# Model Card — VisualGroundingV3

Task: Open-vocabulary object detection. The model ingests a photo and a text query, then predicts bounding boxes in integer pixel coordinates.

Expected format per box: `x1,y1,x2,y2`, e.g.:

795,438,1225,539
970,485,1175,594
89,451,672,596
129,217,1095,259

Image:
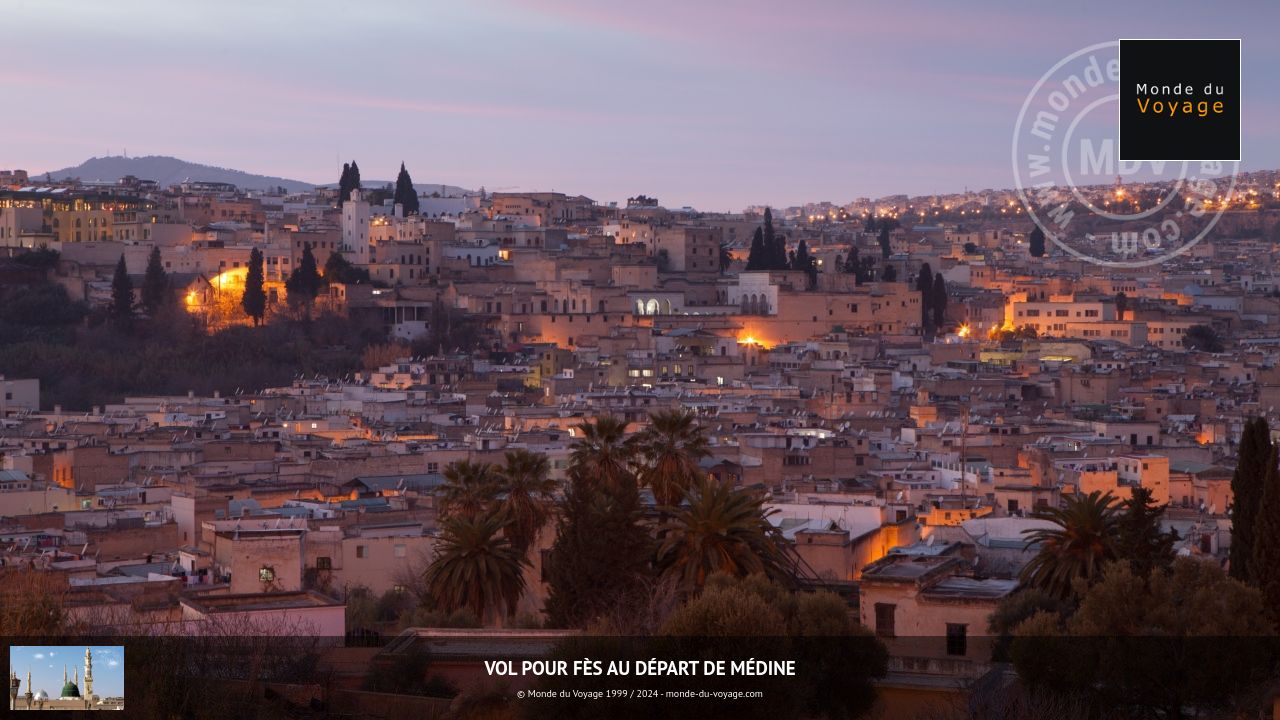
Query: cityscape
4,2,1280,720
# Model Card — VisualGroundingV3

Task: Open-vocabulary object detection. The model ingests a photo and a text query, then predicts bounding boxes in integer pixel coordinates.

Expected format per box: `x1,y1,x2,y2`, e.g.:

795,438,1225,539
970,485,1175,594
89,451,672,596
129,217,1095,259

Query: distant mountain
42,155,473,197
43,155,316,193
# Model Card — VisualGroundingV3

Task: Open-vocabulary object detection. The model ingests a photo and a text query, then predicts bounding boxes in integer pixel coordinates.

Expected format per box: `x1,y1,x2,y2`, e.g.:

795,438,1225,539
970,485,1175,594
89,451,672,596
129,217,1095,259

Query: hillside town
4,164,1280,717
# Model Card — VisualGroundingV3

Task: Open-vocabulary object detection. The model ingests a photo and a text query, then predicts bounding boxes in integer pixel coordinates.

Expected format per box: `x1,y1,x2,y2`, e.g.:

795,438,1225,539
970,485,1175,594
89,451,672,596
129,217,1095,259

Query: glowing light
957,324,972,338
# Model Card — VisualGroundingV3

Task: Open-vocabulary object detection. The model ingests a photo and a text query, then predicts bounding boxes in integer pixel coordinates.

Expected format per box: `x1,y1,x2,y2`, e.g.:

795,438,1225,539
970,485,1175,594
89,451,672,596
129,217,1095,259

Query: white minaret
84,647,93,698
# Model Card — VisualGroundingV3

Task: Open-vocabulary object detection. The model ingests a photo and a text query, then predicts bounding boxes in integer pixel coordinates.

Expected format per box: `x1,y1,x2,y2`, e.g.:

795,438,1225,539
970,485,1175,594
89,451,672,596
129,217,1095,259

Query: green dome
59,681,80,698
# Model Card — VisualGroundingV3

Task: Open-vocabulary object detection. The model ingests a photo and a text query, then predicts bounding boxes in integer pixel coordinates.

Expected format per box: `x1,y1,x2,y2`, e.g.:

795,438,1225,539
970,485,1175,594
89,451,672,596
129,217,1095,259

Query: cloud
33,653,44,659
107,660,119,667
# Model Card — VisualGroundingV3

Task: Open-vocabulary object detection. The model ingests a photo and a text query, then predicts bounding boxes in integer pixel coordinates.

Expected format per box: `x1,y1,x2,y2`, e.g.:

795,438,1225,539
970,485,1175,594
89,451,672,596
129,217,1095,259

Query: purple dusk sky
4,0,1276,210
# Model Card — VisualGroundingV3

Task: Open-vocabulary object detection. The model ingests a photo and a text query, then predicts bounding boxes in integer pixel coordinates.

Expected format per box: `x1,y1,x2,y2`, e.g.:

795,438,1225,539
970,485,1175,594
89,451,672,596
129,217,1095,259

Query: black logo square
1119,39,1240,161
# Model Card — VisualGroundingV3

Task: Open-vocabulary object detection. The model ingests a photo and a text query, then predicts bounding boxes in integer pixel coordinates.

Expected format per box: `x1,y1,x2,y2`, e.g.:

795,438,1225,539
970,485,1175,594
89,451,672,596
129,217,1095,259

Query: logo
1012,41,1240,267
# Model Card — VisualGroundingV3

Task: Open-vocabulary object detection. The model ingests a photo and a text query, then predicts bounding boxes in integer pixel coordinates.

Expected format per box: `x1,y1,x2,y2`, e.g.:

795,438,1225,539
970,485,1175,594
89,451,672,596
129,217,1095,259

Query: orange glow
957,324,972,338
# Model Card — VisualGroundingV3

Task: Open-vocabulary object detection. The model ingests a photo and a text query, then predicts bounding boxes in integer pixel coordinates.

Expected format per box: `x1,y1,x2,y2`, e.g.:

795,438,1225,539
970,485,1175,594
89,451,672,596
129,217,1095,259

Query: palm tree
656,478,789,593
425,510,528,622
636,409,710,507
1020,490,1121,599
495,449,557,554
568,416,637,496
438,460,499,519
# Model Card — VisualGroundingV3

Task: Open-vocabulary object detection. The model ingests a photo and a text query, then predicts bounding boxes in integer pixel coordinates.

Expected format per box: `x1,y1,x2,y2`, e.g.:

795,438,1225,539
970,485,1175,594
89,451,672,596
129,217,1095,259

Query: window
874,603,896,638
356,545,366,559
316,556,332,570
259,566,275,583
946,623,968,656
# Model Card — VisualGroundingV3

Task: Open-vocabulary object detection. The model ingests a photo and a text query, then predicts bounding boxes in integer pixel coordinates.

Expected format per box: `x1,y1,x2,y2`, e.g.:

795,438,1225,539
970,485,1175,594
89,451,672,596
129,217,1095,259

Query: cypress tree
544,475,653,628
1231,417,1272,582
1029,226,1046,257
349,160,361,195
393,162,420,215
109,254,133,321
242,247,266,325
285,242,323,306
1254,443,1280,618
917,263,934,330
338,162,352,203
878,225,891,259
141,245,169,314
763,208,784,270
882,263,898,282
746,227,765,271
932,274,948,327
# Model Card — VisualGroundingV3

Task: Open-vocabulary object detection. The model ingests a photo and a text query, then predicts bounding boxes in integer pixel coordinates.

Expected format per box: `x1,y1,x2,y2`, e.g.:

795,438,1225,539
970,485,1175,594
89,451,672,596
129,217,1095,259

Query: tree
718,243,733,273
393,162,420,215
495,449,557,554
931,273,948,328
438,460,500,520
1183,324,1224,352
339,160,362,203
567,416,637,496
881,263,897,282
656,478,790,594
763,207,786,270
1252,443,1280,617
635,409,709,508
241,247,266,326
1114,291,1128,318
1029,225,1046,257
285,242,323,306
1230,416,1272,582
1020,491,1120,599
323,250,372,285
1114,486,1177,578
1011,560,1276,719
916,263,934,330
745,227,766,271
878,225,891,259
424,510,528,622
109,254,133,322
963,241,978,254
141,246,169,314
544,471,653,628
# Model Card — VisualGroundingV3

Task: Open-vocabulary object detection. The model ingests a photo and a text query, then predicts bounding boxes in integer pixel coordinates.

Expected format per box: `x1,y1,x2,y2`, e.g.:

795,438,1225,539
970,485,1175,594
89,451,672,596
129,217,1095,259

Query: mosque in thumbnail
8,646,124,711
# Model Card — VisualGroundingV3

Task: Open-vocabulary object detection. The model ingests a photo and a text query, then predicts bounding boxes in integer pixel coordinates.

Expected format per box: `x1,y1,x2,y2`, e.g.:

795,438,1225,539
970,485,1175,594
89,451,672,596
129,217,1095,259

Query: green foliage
1114,486,1177,578
1252,443,1280,618
1010,560,1278,718
1020,491,1120,599
744,208,789,271
656,479,789,593
241,247,266,325
425,510,528,622
109,253,133,322
141,245,170,314
1183,323,1224,352
881,263,897,282
438,460,500,520
1231,416,1271,582
494,448,556,554
323,250,371,285
544,471,654,629
0,308,384,410
878,224,891,259
963,241,978,254
338,160,362,203
285,242,323,305
1029,225,1046,257
931,273,947,328
12,245,60,269
394,162,420,215
634,409,709,507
